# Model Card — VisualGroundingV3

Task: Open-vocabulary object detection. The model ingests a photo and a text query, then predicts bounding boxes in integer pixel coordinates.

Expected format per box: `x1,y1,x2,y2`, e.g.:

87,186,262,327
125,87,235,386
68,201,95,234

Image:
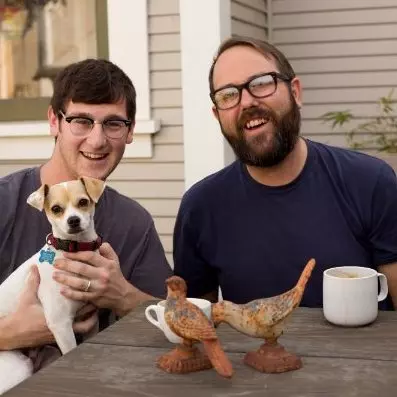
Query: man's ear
290,77,302,108
27,184,49,211
48,106,60,138
126,121,135,144
80,176,106,203
212,106,219,121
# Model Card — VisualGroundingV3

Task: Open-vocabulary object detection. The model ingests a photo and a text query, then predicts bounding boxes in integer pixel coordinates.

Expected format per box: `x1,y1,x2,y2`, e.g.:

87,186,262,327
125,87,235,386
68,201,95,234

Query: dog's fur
0,177,105,394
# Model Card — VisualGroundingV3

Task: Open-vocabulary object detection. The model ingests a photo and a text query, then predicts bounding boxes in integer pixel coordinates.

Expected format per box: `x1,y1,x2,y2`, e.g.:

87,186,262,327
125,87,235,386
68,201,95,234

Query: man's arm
378,262,397,309
368,163,397,310
0,315,18,350
0,266,98,351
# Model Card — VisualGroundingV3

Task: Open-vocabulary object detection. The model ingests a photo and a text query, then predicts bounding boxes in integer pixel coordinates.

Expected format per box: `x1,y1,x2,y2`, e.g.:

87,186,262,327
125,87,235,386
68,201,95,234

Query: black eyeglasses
59,111,132,139
210,72,292,110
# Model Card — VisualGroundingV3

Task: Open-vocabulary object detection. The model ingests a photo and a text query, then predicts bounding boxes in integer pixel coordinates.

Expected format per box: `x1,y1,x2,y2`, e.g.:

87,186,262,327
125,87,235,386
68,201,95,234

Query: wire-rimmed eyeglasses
59,111,132,139
210,72,292,110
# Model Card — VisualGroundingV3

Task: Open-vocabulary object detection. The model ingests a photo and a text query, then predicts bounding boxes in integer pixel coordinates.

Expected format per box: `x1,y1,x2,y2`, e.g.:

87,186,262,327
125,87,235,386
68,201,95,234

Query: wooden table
6,303,397,396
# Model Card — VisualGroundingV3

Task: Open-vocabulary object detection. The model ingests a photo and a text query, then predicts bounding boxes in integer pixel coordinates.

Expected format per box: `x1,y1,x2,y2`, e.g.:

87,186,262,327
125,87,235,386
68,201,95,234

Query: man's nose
86,123,107,147
240,87,260,108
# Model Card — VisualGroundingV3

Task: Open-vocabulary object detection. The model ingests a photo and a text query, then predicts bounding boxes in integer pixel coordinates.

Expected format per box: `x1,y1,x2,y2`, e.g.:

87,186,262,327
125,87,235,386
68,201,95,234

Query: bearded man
173,36,397,310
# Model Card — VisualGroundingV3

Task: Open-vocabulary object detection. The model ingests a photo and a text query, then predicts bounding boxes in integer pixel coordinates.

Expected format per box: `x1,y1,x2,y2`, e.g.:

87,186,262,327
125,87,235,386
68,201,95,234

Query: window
0,0,108,121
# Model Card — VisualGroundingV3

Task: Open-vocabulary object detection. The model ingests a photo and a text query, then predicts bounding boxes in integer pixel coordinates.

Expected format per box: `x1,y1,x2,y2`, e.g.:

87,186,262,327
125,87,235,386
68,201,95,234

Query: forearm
115,281,155,317
378,262,397,309
0,311,54,350
0,315,17,350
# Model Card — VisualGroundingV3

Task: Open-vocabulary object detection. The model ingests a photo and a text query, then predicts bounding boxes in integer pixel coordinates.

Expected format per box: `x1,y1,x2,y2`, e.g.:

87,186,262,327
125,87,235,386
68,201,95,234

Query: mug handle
145,305,163,330
377,273,388,302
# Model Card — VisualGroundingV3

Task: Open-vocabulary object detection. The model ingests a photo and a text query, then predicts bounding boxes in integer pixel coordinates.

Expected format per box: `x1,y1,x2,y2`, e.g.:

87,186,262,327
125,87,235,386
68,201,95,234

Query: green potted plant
322,89,397,153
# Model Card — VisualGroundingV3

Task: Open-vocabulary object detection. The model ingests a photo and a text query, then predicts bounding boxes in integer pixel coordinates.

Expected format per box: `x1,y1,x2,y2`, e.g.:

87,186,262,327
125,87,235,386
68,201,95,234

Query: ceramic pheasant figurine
212,258,316,373
157,276,233,378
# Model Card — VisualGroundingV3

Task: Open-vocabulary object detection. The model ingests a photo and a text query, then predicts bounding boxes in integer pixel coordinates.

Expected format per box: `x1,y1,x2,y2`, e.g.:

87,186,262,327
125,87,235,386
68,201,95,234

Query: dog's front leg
39,292,79,354
38,269,82,355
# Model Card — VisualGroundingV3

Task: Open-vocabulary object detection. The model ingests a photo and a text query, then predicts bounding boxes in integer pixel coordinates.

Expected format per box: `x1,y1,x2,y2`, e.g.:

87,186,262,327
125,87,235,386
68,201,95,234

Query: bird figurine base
244,342,302,373
157,344,213,374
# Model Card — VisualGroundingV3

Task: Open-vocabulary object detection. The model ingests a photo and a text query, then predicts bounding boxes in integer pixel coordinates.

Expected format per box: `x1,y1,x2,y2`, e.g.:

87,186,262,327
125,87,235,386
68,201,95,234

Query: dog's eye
51,205,63,214
78,198,89,207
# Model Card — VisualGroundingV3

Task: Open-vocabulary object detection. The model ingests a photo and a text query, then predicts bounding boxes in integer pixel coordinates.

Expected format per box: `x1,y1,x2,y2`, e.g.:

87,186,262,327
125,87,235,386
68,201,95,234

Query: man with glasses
0,59,172,370
173,36,397,309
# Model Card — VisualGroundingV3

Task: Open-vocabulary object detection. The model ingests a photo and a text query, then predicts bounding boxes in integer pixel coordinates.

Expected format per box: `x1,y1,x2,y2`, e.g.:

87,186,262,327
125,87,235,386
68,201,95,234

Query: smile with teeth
81,152,108,160
245,118,269,130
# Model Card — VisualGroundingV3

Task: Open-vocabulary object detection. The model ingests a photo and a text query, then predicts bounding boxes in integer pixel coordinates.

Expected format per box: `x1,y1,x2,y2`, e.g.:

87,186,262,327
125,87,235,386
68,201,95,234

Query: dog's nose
67,216,81,228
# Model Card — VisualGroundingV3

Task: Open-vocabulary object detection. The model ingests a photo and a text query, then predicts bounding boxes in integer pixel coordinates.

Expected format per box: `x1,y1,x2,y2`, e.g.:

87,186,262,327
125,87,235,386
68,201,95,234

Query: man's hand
378,262,397,309
3,265,54,350
73,303,99,335
1,266,99,351
52,243,152,317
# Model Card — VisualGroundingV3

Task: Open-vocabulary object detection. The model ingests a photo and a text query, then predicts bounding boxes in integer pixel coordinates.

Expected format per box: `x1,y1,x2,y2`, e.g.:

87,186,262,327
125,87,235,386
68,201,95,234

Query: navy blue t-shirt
173,140,397,310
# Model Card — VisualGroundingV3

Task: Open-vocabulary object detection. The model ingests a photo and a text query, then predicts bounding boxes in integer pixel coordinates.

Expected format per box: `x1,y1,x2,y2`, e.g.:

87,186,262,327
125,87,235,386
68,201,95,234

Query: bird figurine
157,276,233,378
212,258,316,373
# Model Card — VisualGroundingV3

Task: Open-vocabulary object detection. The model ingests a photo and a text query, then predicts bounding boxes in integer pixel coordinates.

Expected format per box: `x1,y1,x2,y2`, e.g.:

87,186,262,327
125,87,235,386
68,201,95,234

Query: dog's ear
80,176,106,203
27,184,49,211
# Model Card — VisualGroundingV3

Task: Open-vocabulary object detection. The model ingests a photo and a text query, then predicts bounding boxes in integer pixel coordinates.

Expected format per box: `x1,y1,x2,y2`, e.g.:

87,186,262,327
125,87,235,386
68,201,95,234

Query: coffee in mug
323,266,388,326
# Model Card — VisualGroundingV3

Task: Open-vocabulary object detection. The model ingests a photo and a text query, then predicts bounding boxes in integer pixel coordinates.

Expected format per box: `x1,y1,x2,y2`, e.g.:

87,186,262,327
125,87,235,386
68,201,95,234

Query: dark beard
220,95,301,167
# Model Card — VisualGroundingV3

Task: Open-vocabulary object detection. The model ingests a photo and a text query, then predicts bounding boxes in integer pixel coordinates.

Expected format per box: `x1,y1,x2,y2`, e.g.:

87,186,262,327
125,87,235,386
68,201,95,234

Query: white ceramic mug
323,266,388,326
145,298,211,343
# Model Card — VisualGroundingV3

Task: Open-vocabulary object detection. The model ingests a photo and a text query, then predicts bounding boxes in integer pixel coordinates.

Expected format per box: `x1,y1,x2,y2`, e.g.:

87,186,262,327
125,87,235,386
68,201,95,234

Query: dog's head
27,177,105,239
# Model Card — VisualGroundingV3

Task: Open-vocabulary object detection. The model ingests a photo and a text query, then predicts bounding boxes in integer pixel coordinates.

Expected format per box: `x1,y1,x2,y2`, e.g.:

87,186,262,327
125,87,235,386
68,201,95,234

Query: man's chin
237,145,291,168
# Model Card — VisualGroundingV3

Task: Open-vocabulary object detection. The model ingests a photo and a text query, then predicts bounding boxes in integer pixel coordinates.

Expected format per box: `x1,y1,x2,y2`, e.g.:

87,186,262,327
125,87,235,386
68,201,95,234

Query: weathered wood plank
8,343,397,397
90,306,397,361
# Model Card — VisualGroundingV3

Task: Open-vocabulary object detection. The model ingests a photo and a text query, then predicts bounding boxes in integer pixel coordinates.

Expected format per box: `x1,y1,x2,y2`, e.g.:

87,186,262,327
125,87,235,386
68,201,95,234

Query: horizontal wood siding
272,0,397,151
147,0,183,266
231,0,268,40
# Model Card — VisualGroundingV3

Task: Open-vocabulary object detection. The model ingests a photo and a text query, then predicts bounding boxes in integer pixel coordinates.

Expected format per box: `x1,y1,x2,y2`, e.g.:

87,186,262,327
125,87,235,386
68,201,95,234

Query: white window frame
0,0,159,160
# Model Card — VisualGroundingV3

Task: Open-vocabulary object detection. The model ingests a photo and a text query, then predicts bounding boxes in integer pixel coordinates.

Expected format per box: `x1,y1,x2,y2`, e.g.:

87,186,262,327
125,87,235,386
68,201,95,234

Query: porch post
179,0,234,190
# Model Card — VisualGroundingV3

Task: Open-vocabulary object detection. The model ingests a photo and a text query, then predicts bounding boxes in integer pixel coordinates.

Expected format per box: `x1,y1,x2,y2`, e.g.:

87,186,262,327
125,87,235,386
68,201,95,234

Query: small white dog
0,176,105,394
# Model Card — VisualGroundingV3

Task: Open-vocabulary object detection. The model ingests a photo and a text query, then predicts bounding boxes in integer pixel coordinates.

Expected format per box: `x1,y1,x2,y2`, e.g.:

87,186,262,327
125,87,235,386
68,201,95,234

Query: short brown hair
209,36,296,93
50,59,137,122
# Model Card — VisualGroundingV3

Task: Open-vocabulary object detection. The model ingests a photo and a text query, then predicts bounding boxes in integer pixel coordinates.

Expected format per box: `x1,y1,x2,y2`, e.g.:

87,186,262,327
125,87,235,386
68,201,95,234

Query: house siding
146,0,183,266
272,0,397,150
231,0,268,39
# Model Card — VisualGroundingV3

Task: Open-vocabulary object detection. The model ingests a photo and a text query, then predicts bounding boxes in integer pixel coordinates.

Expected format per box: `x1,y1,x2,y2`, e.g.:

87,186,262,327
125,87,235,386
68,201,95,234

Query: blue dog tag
39,248,56,265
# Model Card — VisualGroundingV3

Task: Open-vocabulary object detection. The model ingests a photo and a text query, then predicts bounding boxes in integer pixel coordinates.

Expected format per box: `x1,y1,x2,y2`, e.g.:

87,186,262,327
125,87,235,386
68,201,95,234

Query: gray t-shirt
0,167,173,330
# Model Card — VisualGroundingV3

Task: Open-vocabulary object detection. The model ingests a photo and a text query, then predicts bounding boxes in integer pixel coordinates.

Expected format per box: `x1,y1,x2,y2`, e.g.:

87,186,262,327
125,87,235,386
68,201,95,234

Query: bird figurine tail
293,258,316,303
202,339,233,378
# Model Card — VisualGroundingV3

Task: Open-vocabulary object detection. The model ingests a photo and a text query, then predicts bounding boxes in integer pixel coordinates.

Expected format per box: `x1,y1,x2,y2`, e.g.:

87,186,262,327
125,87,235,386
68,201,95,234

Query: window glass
0,0,98,100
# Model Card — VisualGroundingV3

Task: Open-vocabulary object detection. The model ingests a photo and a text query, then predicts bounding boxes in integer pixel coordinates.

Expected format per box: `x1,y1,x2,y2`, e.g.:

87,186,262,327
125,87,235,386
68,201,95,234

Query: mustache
237,107,278,130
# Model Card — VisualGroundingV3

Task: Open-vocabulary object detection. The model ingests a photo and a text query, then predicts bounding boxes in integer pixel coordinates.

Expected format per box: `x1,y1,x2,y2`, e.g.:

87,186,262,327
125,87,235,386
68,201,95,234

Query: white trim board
107,0,151,121
179,0,235,190
0,120,159,160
